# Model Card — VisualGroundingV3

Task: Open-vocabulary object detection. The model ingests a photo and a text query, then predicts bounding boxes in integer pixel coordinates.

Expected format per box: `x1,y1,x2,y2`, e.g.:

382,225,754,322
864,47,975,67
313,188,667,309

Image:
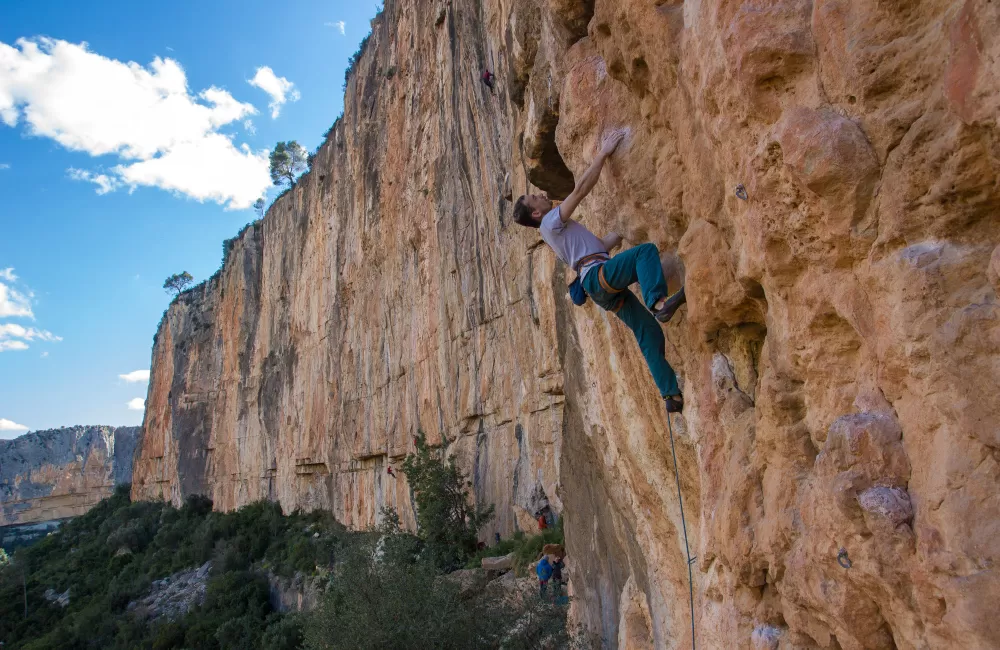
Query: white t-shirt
539,206,608,279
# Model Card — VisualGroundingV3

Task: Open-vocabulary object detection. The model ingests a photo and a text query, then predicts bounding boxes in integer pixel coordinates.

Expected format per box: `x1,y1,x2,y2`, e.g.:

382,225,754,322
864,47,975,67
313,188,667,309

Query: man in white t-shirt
512,129,686,412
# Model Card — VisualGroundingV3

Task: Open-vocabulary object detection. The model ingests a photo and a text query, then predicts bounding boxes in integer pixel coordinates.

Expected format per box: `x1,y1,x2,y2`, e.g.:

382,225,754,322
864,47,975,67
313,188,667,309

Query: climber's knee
637,242,659,256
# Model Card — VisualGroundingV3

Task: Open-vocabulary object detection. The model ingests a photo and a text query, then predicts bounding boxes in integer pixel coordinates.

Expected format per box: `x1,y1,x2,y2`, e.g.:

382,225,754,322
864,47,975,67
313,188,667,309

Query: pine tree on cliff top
269,141,308,187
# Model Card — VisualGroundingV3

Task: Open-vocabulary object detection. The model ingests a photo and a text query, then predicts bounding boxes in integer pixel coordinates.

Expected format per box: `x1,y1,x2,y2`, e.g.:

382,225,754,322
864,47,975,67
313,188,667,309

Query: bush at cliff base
303,511,577,650
400,433,495,572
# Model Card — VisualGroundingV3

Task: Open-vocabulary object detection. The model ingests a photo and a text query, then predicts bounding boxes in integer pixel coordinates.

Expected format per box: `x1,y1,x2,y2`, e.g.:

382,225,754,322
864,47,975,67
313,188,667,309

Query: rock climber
387,466,396,478
481,69,495,91
511,128,687,412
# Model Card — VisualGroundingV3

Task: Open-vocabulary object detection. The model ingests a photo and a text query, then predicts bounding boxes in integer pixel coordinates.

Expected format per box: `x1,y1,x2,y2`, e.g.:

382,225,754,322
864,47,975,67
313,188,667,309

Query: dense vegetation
306,510,573,649
0,441,575,649
0,486,337,649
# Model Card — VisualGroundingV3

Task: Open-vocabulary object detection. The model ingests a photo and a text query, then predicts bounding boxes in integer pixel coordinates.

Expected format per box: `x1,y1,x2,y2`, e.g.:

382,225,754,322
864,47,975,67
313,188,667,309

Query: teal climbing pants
581,243,680,398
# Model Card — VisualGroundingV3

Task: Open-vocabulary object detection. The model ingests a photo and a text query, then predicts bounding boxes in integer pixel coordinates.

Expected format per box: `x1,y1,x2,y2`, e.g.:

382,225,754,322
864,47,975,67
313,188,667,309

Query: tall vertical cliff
1,425,140,527
132,0,1000,647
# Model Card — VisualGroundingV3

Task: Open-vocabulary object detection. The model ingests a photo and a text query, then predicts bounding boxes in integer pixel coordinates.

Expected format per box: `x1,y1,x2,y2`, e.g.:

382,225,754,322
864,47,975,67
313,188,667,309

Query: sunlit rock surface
133,0,1000,646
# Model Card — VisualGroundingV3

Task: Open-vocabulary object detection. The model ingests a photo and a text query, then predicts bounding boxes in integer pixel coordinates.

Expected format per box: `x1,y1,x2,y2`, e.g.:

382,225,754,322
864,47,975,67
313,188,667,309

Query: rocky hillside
132,0,1000,647
1,425,140,527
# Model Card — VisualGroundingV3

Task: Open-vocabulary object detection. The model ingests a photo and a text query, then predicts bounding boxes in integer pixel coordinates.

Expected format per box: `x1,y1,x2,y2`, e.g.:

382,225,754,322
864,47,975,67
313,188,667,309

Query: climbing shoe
665,394,684,413
654,287,687,323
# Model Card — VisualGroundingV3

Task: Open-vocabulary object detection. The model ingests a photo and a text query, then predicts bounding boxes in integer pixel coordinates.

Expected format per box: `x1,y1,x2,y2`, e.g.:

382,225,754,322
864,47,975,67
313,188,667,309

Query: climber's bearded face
524,194,552,221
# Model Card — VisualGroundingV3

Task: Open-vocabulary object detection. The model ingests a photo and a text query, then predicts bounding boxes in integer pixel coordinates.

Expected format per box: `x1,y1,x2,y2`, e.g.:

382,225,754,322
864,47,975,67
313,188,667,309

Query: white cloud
0,37,270,209
127,398,146,411
248,67,300,119
243,119,256,136
0,280,33,318
0,270,60,350
116,136,269,207
40,350,48,358
68,167,121,194
325,21,346,34
0,418,28,431
0,163,9,170
0,322,62,352
0,323,61,341
119,369,150,383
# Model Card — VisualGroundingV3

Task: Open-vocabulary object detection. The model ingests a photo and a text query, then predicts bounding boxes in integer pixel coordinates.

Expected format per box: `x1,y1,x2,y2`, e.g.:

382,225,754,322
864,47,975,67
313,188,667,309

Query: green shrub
401,433,494,571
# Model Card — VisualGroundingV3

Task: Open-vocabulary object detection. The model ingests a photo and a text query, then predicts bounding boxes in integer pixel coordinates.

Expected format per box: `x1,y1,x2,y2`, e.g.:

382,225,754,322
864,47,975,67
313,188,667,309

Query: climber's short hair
512,195,539,228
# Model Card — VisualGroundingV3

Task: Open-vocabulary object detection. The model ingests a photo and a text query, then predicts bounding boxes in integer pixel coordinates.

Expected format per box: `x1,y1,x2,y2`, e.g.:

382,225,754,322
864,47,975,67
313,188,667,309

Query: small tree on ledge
400,432,494,571
163,271,194,296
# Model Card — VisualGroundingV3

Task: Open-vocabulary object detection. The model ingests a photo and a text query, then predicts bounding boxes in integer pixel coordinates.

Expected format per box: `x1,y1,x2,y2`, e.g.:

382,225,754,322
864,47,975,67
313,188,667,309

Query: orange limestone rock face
133,0,1000,647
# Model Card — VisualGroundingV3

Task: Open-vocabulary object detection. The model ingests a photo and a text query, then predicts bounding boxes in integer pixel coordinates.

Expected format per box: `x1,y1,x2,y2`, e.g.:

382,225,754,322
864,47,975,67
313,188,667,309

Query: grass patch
465,516,565,574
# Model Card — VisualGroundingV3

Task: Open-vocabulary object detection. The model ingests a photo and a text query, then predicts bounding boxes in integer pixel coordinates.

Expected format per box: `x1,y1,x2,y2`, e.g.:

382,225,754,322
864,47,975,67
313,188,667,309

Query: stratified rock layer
1,426,140,526
133,0,1000,647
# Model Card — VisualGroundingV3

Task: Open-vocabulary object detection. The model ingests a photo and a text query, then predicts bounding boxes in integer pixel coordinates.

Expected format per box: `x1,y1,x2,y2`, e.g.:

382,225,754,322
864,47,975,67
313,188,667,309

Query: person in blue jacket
536,554,554,598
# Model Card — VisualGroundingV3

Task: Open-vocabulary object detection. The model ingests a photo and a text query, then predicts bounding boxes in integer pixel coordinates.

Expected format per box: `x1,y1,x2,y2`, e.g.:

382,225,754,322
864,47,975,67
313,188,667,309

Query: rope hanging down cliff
667,409,697,650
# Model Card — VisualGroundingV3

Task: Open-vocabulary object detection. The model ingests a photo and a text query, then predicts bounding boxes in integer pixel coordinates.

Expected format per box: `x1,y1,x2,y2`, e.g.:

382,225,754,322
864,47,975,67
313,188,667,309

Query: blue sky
0,0,380,438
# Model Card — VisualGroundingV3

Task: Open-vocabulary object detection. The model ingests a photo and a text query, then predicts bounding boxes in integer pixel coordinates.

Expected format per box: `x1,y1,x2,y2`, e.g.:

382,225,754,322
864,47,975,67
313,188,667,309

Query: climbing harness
837,548,852,569
598,265,624,294
735,184,748,201
666,410,697,650
567,253,611,307
574,252,610,274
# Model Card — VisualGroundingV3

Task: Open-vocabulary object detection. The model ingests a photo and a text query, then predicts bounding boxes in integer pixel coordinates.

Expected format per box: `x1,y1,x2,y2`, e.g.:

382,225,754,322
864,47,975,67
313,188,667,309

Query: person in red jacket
481,69,495,91
387,466,396,478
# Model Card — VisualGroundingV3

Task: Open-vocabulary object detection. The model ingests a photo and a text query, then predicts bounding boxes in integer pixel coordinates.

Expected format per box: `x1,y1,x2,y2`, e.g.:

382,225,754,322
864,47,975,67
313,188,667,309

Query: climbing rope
666,410,697,650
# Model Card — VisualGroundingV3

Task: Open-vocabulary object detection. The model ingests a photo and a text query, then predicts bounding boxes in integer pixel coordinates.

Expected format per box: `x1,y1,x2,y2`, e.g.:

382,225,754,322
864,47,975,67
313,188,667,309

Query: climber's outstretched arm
601,231,623,252
559,129,625,223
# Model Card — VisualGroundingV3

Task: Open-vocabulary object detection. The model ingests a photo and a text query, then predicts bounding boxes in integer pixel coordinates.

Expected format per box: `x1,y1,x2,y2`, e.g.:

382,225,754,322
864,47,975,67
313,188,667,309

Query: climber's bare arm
601,231,623,252
559,129,625,223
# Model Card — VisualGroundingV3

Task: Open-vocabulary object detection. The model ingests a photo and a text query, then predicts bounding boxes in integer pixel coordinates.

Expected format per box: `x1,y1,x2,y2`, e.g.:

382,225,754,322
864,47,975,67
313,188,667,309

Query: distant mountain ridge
1,425,140,529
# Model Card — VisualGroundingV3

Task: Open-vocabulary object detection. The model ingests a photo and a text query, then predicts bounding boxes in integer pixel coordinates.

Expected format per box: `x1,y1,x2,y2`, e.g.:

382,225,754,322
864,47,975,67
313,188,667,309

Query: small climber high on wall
481,69,495,91
512,128,687,412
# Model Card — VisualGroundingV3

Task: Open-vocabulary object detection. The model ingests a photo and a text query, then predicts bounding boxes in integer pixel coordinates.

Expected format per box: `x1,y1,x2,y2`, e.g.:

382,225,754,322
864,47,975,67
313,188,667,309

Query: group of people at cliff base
512,128,687,413
536,544,568,602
